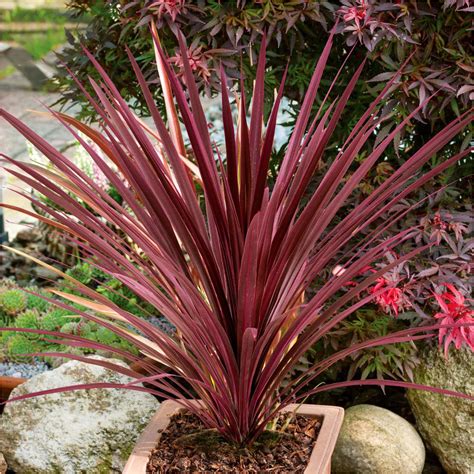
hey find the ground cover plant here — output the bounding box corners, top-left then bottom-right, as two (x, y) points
(0, 277), (139, 364)
(0, 27), (473, 446)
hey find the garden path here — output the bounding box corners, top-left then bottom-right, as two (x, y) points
(0, 65), (75, 239)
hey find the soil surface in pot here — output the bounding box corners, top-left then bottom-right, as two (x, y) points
(147, 412), (322, 473)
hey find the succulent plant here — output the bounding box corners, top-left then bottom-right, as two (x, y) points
(15, 310), (40, 332)
(39, 308), (73, 332)
(6, 334), (40, 363)
(0, 289), (27, 318)
(0, 280), (143, 363)
(26, 289), (52, 313)
(65, 262), (94, 286)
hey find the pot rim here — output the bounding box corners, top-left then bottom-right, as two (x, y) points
(123, 400), (344, 473)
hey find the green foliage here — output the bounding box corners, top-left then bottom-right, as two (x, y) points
(26, 289), (52, 313)
(55, 1), (472, 155)
(62, 262), (156, 318)
(0, 7), (70, 24)
(5, 334), (40, 363)
(0, 7), (71, 60)
(15, 309), (40, 330)
(326, 309), (419, 382)
(65, 262), (94, 286)
(40, 308), (72, 332)
(97, 278), (141, 315)
(0, 289), (27, 318)
(0, 29), (65, 60)
(0, 280), (139, 363)
(94, 326), (123, 346)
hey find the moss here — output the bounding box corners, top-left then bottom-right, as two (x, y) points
(174, 428), (287, 455)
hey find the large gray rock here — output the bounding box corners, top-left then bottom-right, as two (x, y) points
(332, 404), (425, 473)
(0, 356), (159, 473)
(408, 346), (474, 474)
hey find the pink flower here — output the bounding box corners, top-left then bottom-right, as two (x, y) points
(432, 212), (447, 230)
(370, 277), (408, 316)
(169, 42), (211, 83)
(148, 0), (186, 22)
(339, 1), (368, 25)
(433, 284), (474, 357)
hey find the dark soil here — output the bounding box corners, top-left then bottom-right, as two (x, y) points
(146, 412), (322, 473)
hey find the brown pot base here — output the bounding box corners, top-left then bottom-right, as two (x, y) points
(0, 376), (26, 414)
(124, 401), (344, 473)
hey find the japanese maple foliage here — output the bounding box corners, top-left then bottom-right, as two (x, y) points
(434, 284), (474, 356)
(1, 30), (473, 444)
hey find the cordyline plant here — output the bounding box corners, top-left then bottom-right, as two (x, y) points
(1, 29), (473, 445)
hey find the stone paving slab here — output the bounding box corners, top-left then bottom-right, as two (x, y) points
(0, 67), (76, 240)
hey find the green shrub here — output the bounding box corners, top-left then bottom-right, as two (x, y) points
(56, 0), (472, 174)
(325, 309), (419, 381)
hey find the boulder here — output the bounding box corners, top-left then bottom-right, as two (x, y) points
(408, 346), (474, 474)
(14, 228), (41, 244)
(32, 265), (60, 282)
(0, 356), (159, 473)
(0, 453), (6, 474)
(332, 404), (425, 473)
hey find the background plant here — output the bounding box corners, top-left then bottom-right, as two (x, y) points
(309, 187), (473, 382)
(0, 7), (73, 61)
(1, 30), (472, 445)
(55, 1), (473, 172)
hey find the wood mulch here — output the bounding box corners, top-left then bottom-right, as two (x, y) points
(147, 412), (322, 473)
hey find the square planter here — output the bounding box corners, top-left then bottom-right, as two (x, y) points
(0, 376), (26, 414)
(124, 400), (344, 473)
(0, 376), (26, 404)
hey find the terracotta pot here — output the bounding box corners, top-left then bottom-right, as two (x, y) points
(123, 400), (344, 473)
(0, 376), (26, 404)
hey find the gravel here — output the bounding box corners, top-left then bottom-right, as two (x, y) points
(0, 360), (50, 378)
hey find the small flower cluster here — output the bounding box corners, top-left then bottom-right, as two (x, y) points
(147, 0), (187, 22)
(433, 284), (474, 356)
(168, 39), (212, 84)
